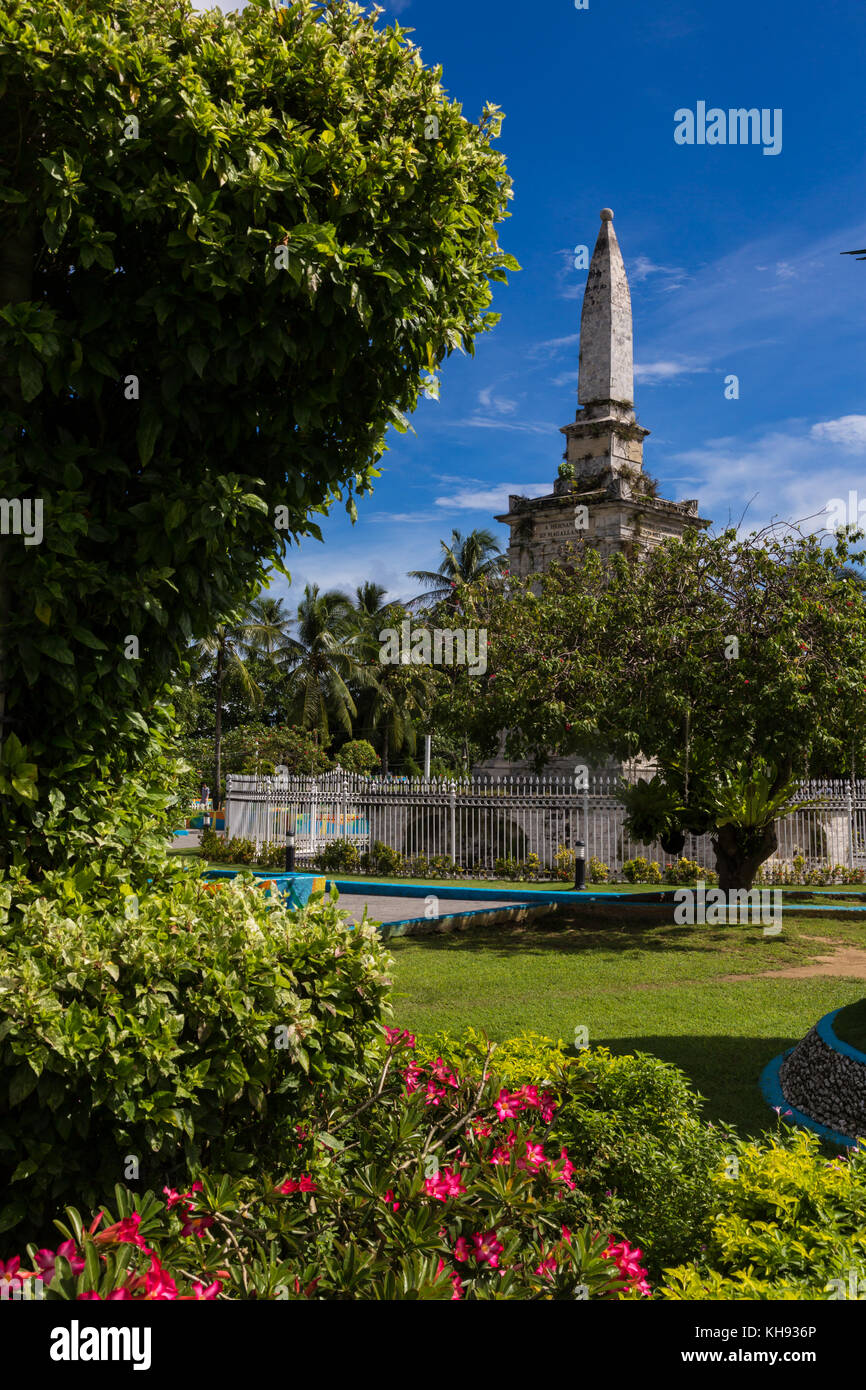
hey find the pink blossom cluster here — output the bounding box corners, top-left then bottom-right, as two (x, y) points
(1, 1208), (223, 1301)
(163, 1181), (215, 1238)
(603, 1239), (651, 1296)
(277, 1174), (318, 1195)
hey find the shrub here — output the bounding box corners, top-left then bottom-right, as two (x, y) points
(0, 871), (392, 1243)
(314, 838), (361, 874)
(663, 857), (718, 886)
(334, 740), (380, 775)
(660, 1129), (866, 1299)
(622, 856), (662, 884)
(553, 845), (574, 881)
(362, 841), (404, 877)
(415, 1030), (731, 1276)
(588, 856), (609, 883)
(1, 1032), (648, 1300)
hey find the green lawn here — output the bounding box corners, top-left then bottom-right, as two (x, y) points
(384, 909), (866, 1139)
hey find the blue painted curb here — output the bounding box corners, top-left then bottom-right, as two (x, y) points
(324, 880), (671, 905)
(759, 1051), (858, 1148)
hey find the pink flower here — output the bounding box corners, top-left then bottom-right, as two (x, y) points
(493, 1088), (522, 1121)
(540, 1091), (557, 1123)
(179, 1211), (215, 1239)
(277, 1175), (317, 1195)
(382, 1189), (400, 1212)
(190, 1278), (222, 1300)
(517, 1140), (547, 1173)
(0, 1257), (24, 1295)
(552, 1147), (577, 1190)
(93, 1212), (150, 1252)
(425, 1081), (447, 1106)
(603, 1239), (651, 1296)
(517, 1085), (540, 1109)
(453, 1237), (472, 1262)
(384, 1026), (415, 1048)
(449, 1272), (463, 1300)
(431, 1057), (459, 1087)
(534, 1253), (558, 1278)
(143, 1255), (179, 1301)
(404, 1062), (424, 1094)
(470, 1119), (492, 1139)
(424, 1166), (466, 1202)
(489, 1145), (511, 1166)
(77, 1290), (102, 1300)
(472, 1231), (504, 1267)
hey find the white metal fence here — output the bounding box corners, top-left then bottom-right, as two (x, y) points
(224, 773), (866, 877)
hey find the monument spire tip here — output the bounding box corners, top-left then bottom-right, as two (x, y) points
(600, 208), (614, 221)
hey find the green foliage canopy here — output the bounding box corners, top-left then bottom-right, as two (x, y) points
(0, 0), (514, 869)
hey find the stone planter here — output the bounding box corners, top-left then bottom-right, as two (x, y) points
(761, 1006), (866, 1147)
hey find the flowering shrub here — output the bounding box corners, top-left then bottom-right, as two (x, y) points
(1, 1030), (649, 1300)
(660, 1129), (866, 1299)
(754, 856), (866, 886)
(584, 856), (607, 883)
(415, 1030), (731, 1277)
(622, 857), (663, 884)
(663, 858), (718, 886)
(0, 873), (391, 1242)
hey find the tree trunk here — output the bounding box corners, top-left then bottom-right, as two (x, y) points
(712, 821), (778, 892)
(381, 728), (390, 776)
(214, 644), (224, 805)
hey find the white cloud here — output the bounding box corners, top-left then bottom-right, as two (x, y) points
(528, 332), (580, 361)
(478, 385), (518, 415)
(668, 416), (866, 534)
(434, 484), (550, 512)
(634, 359), (708, 384)
(810, 416), (866, 451)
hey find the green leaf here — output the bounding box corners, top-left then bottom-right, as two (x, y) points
(136, 406), (162, 467)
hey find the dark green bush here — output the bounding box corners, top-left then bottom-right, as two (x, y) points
(0, 870), (392, 1242)
(314, 838), (361, 874)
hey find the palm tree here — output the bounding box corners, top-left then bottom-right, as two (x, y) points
(407, 528), (506, 610)
(245, 594), (293, 655)
(277, 585), (371, 741)
(193, 608), (285, 799)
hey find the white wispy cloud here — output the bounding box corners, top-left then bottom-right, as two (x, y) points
(435, 483), (550, 512)
(528, 333), (580, 361)
(478, 385), (518, 415)
(634, 358), (709, 384)
(630, 254), (689, 291)
(668, 414), (866, 533)
(810, 415), (866, 450)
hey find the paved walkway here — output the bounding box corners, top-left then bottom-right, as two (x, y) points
(335, 892), (517, 925)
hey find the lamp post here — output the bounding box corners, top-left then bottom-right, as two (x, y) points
(203, 812), (212, 832)
(573, 839), (586, 891)
(285, 830), (296, 874)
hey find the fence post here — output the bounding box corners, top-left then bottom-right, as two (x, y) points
(848, 781), (855, 869)
(310, 780), (319, 856)
(450, 785), (457, 865)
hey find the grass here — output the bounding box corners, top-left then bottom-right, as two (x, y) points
(832, 998), (866, 1053)
(383, 907), (866, 1139)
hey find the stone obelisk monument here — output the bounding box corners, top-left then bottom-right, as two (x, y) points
(496, 210), (709, 575)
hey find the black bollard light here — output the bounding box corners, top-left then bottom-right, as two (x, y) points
(573, 839), (586, 891)
(203, 812), (212, 832)
(285, 831), (296, 874)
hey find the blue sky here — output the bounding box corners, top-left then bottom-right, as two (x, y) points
(198, 0), (866, 610)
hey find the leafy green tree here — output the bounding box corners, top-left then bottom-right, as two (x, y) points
(408, 528), (506, 610)
(0, 0), (514, 871)
(442, 527), (866, 888)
